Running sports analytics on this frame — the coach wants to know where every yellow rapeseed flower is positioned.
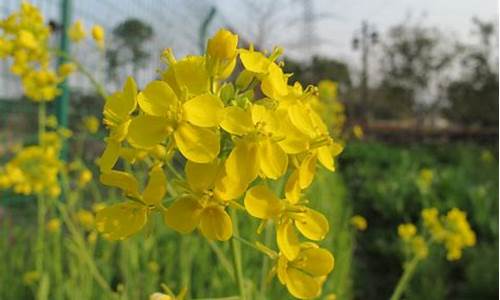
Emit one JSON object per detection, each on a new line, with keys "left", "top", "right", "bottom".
{"left": 68, "top": 20, "right": 86, "bottom": 42}
{"left": 398, "top": 223, "right": 417, "bottom": 241}
{"left": 351, "top": 214, "right": 368, "bottom": 231}
{"left": 83, "top": 115, "right": 99, "bottom": 134}
{"left": 276, "top": 243, "right": 334, "bottom": 299}
{"left": 91, "top": 25, "right": 105, "bottom": 48}
{"left": 46, "top": 218, "right": 61, "bottom": 233}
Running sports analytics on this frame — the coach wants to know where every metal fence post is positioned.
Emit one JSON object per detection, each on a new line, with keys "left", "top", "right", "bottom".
{"left": 56, "top": 0, "right": 72, "bottom": 160}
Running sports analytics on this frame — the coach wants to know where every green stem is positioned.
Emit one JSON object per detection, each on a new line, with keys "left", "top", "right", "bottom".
{"left": 35, "top": 101, "right": 47, "bottom": 293}
{"left": 230, "top": 208, "right": 246, "bottom": 300}
{"left": 389, "top": 256, "right": 420, "bottom": 300}
{"left": 35, "top": 194, "right": 46, "bottom": 274}
{"left": 52, "top": 49, "right": 108, "bottom": 100}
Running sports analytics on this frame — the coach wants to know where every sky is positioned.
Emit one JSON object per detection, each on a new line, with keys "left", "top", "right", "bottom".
{"left": 211, "top": 0, "right": 498, "bottom": 62}
{"left": 0, "top": 0, "right": 498, "bottom": 96}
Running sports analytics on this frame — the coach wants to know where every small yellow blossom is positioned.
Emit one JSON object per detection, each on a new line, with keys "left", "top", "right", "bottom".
{"left": 58, "top": 62, "right": 76, "bottom": 77}
{"left": 411, "top": 235, "right": 428, "bottom": 259}
{"left": 68, "top": 20, "right": 86, "bottom": 42}
{"left": 46, "top": 218, "right": 61, "bottom": 233}
{"left": 398, "top": 223, "right": 417, "bottom": 241}
{"left": 83, "top": 115, "right": 100, "bottom": 134}
{"left": 76, "top": 209, "right": 95, "bottom": 230}
{"left": 351, "top": 215, "right": 368, "bottom": 231}
{"left": 91, "top": 25, "right": 105, "bottom": 48}
{"left": 78, "top": 169, "right": 93, "bottom": 187}
{"left": 353, "top": 125, "right": 364, "bottom": 139}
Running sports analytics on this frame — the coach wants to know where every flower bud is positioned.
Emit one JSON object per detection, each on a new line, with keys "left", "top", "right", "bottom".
{"left": 207, "top": 29, "right": 238, "bottom": 61}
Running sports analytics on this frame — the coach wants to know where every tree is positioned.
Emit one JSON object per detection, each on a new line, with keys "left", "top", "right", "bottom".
{"left": 106, "top": 18, "right": 154, "bottom": 85}
{"left": 374, "top": 21, "right": 457, "bottom": 120}
{"left": 443, "top": 18, "right": 498, "bottom": 127}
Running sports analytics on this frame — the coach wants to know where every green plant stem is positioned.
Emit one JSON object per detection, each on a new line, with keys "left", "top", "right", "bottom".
{"left": 389, "top": 256, "right": 420, "bottom": 300}
{"left": 35, "top": 101, "right": 47, "bottom": 291}
{"left": 52, "top": 49, "right": 108, "bottom": 100}
{"left": 230, "top": 208, "right": 246, "bottom": 300}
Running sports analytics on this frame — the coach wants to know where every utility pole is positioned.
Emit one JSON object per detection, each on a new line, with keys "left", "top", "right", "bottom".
{"left": 56, "top": 0, "right": 71, "bottom": 160}
{"left": 353, "top": 20, "right": 378, "bottom": 122}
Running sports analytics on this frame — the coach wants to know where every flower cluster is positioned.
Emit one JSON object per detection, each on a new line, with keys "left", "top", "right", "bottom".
{"left": 68, "top": 19, "right": 105, "bottom": 49}
{"left": 421, "top": 207, "right": 476, "bottom": 260}
{"left": 0, "top": 2, "right": 74, "bottom": 101}
{"left": 398, "top": 207, "right": 476, "bottom": 262}
{"left": 95, "top": 28, "right": 342, "bottom": 299}
{"left": 312, "top": 80, "right": 345, "bottom": 138}
{"left": 0, "top": 133, "right": 62, "bottom": 197}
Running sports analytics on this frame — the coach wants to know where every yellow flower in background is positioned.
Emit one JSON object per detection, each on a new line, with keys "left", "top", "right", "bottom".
{"left": 353, "top": 125, "right": 364, "bottom": 140}
{"left": 0, "top": 144, "right": 61, "bottom": 197}
{"left": 91, "top": 25, "right": 105, "bottom": 48}
{"left": 58, "top": 62, "right": 76, "bottom": 77}
{"left": 46, "top": 115, "right": 58, "bottom": 128}
{"left": 417, "top": 168, "right": 434, "bottom": 193}
{"left": 412, "top": 235, "right": 428, "bottom": 259}
{"left": 421, "top": 207, "right": 446, "bottom": 241}
{"left": 398, "top": 223, "right": 416, "bottom": 241}
{"left": 276, "top": 243, "right": 334, "bottom": 299}
{"left": 76, "top": 209, "right": 95, "bottom": 230}
{"left": 68, "top": 20, "right": 86, "bottom": 42}
{"left": 351, "top": 215, "right": 368, "bottom": 231}
{"left": 443, "top": 208, "right": 476, "bottom": 261}
{"left": 78, "top": 169, "right": 93, "bottom": 187}
{"left": 46, "top": 218, "right": 61, "bottom": 233}
{"left": 83, "top": 115, "right": 99, "bottom": 134}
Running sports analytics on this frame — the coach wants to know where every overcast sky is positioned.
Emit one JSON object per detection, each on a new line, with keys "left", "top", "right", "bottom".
{"left": 211, "top": 0, "right": 498, "bottom": 63}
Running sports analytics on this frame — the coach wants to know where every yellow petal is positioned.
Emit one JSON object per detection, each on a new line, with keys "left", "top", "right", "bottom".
{"left": 95, "top": 202, "right": 147, "bottom": 240}
{"left": 123, "top": 76, "right": 138, "bottom": 110}
{"left": 182, "top": 94, "right": 224, "bottom": 127}
{"left": 257, "top": 138, "right": 288, "bottom": 179}
{"left": 277, "top": 221, "right": 300, "bottom": 260}
{"left": 185, "top": 160, "right": 219, "bottom": 192}
{"left": 317, "top": 146, "right": 334, "bottom": 171}
{"left": 220, "top": 106, "right": 254, "bottom": 135}
{"left": 137, "top": 80, "right": 178, "bottom": 116}
{"left": 103, "top": 77, "right": 137, "bottom": 123}
{"left": 98, "top": 139, "right": 120, "bottom": 172}
{"left": 174, "top": 122, "right": 220, "bottom": 163}
{"left": 277, "top": 114, "right": 310, "bottom": 154}
{"left": 295, "top": 209, "right": 329, "bottom": 241}
{"left": 239, "top": 49, "right": 270, "bottom": 74}
{"left": 142, "top": 165, "right": 167, "bottom": 205}
{"left": 244, "top": 185, "right": 282, "bottom": 219}
{"left": 214, "top": 165, "right": 248, "bottom": 201}
{"left": 261, "top": 63, "right": 288, "bottom": 99}
{"left": 100, "top": 171, "right": 140, "bottom": 199}
{"left": 199, "top": 206, "right": 233, "bottom": 241}
{"left": 127, "top": 115, "right": 170, "bottom": 149}
{"left": 288, "top": 104, "right": 316, "bottom": 138}
{"left": 285, "top": 268, "right": 321, "bottom": 299}
{"left": 225, "top": 140, "right": 259, "bottom": 185}
{"left": 299, "top": 154, "right": 317, "bottom": 189}
{"left": 163, "top": 197, "right": 202, "bottom": 233}
{"left": 298, "top": 247, "right": 335, "bottom": 276}
{"left": 173, "top": 56, "right": 210, "bottom": 96}
{"left": 285, "top": 170, "right": 301, "bottom": 204}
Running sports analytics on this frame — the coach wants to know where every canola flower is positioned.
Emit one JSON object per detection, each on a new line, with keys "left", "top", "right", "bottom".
{"left": 351, "top": 214, "right": 368, "bottom": 231}
{"left": 95, "top": 28, "right": 342, "bottom": 299}
{"left": 390, "top": 207, "right": 476, "bottom": 300}
{"left": 0, "top": 2, "right": 73, "bottom": 101}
